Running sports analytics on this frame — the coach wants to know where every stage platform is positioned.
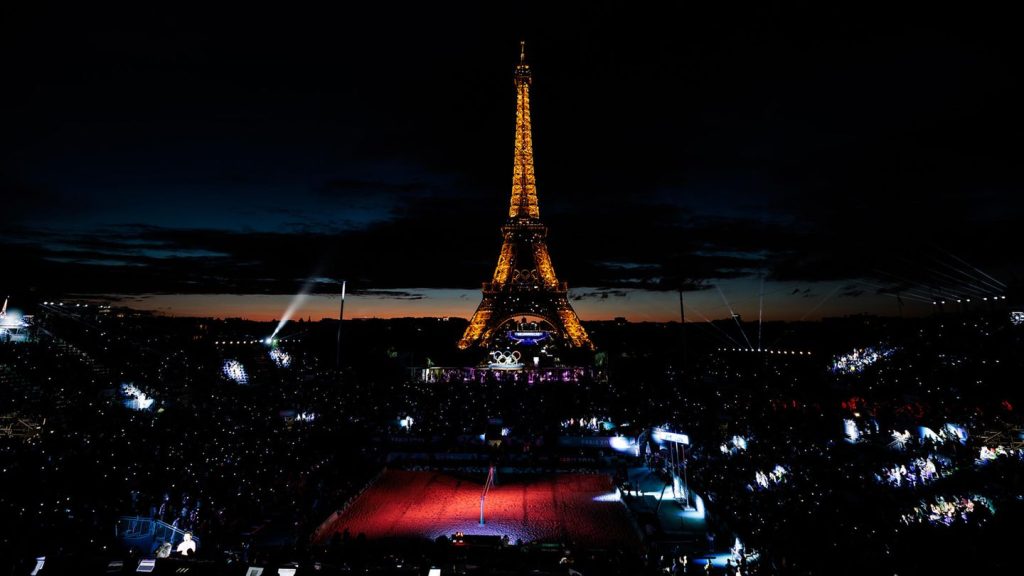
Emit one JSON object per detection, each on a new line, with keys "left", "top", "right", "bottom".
{"left": 314, "top": 469, "right": 641, "bottom": 549}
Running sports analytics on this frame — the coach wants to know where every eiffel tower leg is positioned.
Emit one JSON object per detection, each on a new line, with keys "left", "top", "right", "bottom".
{"left": 459, "top": 296, "right": 495, "bottom": 349}
{"left": 554, "top": 297, "right": 593, "bottom": 349}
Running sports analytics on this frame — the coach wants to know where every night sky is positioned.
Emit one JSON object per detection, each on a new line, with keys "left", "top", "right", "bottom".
{"left": 2, "top": 3, "right": 1022, "bottom": 322}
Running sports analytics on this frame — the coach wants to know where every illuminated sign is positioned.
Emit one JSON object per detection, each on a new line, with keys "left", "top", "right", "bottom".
{"left": 488, "top": 350, "right": 524, "bottom": 370}
{"left": 509, "top": 330, "right": 549, "bottom": 345}
{"left": 652, "top": 429, "right": 689, "bottom": 445}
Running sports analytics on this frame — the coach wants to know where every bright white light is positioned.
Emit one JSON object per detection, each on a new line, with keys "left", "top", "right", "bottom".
{"left": 277, "top": 569, "right": 296, "bottom": 576}
{"left": 271, "top": 277, "right": 340, "bottom": 340}
{"left": 830, "top": 345, "right": 896, "bottom": 374}
{"left": 488, "top": 350, "right": 524, "bottom": 369}
{"left": 176, "top": 533, "right": 196, "bottom": 556}
{"left": 652, "top": 429, "right": 689, "bottom": 445}
{"left": 979, "top": 446, "right": 1004, "bottom": 461}
{"left": 270, "top": 290, "right": 308, "bottom": 339}
{"left": 844, "top": 419, "right": 860, "bottom": 443}
{"left": 890, "top": 429, "right": 912, "bottom": 450}
{"left": 609, "top": 436, "right": 634, "bottom": 452}
{"left": 222, "top": 360, "right": 249, "bottom": 384}
{"left": 919, "top": 426, "right": 940, "bottom": 442}
{"left": 680, "top": 494, "right": 706, "bottom": 519}
{"left": 592, "top": 489, "right": 622, "bottom": 502}
{"left": 269, "top": 348, "right": 292, "bottom": 368}
{"left": 245, "top": 568, "right": 264, "bottom": 576}
{"left": 31, "top": 557, "right": 45, "bottom": 576}
{"left": 121, "top": 384, "right": 155, "bottom": 411}
{"left": 944, "top": 423, "right": 968, "bottom": 444}
{"left": 0, "top": 308, "right": 27, "bottom": 329}
{"left": 136, "top": 559, "right": 156, "bottom": 573}
{"left": 1011, "top": 312, "right": 1024, "bottom": 326}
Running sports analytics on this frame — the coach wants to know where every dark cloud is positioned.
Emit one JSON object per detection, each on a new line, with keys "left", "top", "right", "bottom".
{"left": 571, "top": 289, "right": 629, "bottom": 301}
{"left": 349, "top": 289, "right": 424, "bottom": 300}
{"left": 2, "top": 190, "right": 1019, "bottom": 299}
{"left": 1, "top": 2, "right": 1022, "bottom": 305}
{"left": 0, "top": 178, "right": 93, "bottom": 221}
{"left": 315, "top": 179, "right": 441, "bottom": 200}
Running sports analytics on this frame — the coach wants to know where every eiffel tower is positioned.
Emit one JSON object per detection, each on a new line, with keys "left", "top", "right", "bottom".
{"left": 459, "top": 43, "right": 593, "bottom": 351}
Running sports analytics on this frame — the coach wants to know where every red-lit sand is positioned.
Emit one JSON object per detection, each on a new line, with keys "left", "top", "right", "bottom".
{"left": 316, "top": 469, "right": 639, "bottom": 548}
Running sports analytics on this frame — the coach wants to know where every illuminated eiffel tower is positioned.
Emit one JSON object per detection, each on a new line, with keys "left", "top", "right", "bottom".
{"left": 459, "top": 43, "right": 593, "bottom": 351}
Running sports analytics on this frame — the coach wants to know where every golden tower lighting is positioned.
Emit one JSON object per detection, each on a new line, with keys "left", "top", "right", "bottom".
{"left": 459, "top": 42, "right": 593, "bottom": 350}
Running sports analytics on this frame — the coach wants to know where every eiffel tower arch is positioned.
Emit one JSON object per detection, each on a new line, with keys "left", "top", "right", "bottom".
{"left": 459, "top": 43, "right": 593, "bottom": 351}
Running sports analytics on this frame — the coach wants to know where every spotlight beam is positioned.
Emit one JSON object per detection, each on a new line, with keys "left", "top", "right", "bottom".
{"left": 270, "top": 276, "right": 320, "bottom": 340}
{"left": 716, "top": 285, "right": 753, "bottom": 350}
{"left": 796, "top": 284, "right": 842, "bottom": 322}
{"left": 757, "top": 276, "right": 765, "bottom": 352}
{"left": 945, "top": 251, "right": 1006, "bottom": 289}
{"left": 336, "top": 280, "right": 346, "bottom": 371}
{"left": 928, "top": 257, "right": 1001, "bottom": 296}
{"left": 873, "top": 269, "right": 968, "bottom": 303}
{"left": 859, "top": 280, "right": 934, "bottom": 303}
{"left": 687, "top": 306, "right": 743, "bottom": 348}
{"left": 919, "top": 263, "right": 993, "bottom": 297}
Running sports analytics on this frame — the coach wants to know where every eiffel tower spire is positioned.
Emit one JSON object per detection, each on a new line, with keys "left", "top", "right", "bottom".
{"left": 459, "top": 45, "right": 593, "bottom": 351}
{"left": 510, "top": 40, "right": 539, "bottom": 220}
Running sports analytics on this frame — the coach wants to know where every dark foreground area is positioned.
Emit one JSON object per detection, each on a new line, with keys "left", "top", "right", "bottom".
{"left": 2, "top": 303, "right": 1023, "bottom": 574}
